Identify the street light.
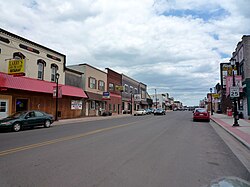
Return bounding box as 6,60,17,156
130,91,133,115
155,89,157,109
230,58,239,127
210,88,213,115
55,73,60,121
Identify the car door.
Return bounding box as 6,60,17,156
23,111,38,128
34,111,46,125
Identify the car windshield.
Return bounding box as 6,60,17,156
196,109,207,113
7,111,27,119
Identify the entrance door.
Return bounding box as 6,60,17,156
16,99,28,112
0,99,8,119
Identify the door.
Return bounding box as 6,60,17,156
0,99,8,119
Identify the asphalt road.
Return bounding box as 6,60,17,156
0,111,249,187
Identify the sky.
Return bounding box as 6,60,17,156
1,0,250,106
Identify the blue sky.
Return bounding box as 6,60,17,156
0,0,249,106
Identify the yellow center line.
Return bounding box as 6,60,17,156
0,120,141,157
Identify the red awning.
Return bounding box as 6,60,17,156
110,93,121,98
0,72,87,98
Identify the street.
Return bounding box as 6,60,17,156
0,111,249,187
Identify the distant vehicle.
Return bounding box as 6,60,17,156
134,109,146,116
145,108,152,114
193,108,210,122
154,108,166,115
0,110,54,132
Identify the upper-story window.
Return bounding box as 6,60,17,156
109,83,114,91
134,88,138,94
89,77,96,89
51,64,58,82
130,86,133,93
13,52,25,59
124,84,129,93
98,80,105,91
37,59,46,80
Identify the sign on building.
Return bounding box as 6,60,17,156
8,59,25,76
102,92,110,100
134,94,141,102
71,100,82,110
115,85,124,92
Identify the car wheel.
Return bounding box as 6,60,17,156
44,120,51,128
13,123,21,132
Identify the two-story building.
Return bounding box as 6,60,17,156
0,28,87,119
67,64,107,116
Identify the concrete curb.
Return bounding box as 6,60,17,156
211,118,250,150
53,114,132,126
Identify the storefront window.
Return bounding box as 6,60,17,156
90,101,95,110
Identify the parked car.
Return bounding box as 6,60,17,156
134,109,146,116
154,108,166,115
0,110,54,132
193,108,210,122
145,108,152,114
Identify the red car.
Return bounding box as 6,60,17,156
193,108,210,122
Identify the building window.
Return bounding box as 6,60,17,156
113,104,116,112
0,101,7,112
51,64,58,82
37,59,46,80
109,104,112,111
124,84,128,93
13,52,25,59
109,83,114,91
130,86,133,93
90,101,95,110
134,88,138,94
89,77,96,89
98,80,105,91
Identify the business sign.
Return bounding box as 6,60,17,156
115,85,124,91
8,59,25,76
71,100,82,110
212,94,220,99
134,94,141,102
53,86,62,98
230,86,239,98
226,76,242,96
102,92,110,100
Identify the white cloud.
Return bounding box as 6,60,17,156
0,0,249,106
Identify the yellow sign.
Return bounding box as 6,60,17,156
212,94,220,98
8,59,25,75
115,85,124,91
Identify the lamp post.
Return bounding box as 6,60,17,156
210,88,213,115
230,58,239,127
130,91,133,115
155,89,157,109
55,73,60,121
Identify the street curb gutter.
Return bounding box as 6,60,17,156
211,118,250,150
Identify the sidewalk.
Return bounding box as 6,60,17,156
211,113,250,150
53,114,131,126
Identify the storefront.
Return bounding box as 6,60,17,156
0,72,87,119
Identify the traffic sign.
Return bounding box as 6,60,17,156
230,86,239,98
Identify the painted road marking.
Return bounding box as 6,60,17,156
0,120,145,157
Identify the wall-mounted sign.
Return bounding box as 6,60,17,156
226,76,242,96
8,59,25,76
102,92,110,100
134,94,141,102
71,100,82,110
115,86,124,91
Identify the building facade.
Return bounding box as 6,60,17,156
106,68,122,115
67,64,107,116
0,28,87,119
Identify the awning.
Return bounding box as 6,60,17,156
0,72,88,98
140,100,148,105
85,91,103,101
110,93,121,98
